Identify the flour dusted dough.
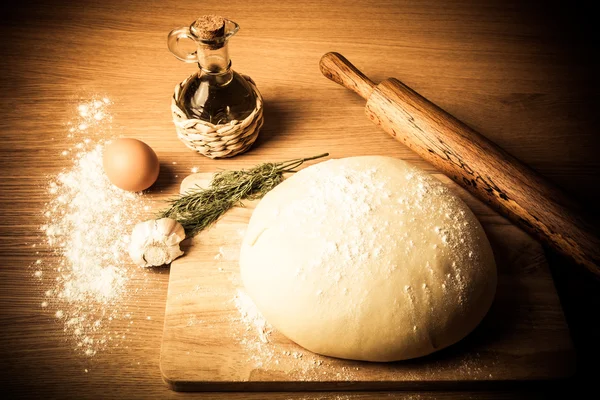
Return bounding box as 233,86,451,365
239,156,496,362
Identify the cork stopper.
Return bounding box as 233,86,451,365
192,15,226,41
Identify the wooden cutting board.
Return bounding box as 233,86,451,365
160,170,575,392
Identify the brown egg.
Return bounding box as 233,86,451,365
102,138,160,192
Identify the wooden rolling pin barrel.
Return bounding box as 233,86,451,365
319,52,600,277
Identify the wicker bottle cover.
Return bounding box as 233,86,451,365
168,16,264,159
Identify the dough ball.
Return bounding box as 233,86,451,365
239,156,496,362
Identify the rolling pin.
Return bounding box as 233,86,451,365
319,52,600,277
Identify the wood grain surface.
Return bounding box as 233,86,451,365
160,172,574,391
1,0,599,399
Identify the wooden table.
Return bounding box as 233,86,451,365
1,0,598,398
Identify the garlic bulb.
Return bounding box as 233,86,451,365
128,218,186,267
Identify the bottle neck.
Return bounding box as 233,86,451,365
197,42,230,74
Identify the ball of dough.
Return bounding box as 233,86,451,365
240,156,496,362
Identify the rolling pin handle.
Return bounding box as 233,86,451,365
319,52,375,100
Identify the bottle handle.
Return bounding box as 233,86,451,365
167,27,198,63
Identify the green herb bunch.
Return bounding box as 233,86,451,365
159,153,329,238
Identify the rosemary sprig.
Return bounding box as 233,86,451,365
158,153,329,238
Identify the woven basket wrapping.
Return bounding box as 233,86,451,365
171,74,264,159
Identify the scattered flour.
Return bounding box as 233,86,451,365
37,97,152,357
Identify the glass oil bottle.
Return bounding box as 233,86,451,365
168,15,263,158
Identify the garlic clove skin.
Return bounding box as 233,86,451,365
128,218,186,267
156,218,186,247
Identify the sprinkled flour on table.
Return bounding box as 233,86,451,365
234,289,272,344
231,288,332,377
36,97,152,357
